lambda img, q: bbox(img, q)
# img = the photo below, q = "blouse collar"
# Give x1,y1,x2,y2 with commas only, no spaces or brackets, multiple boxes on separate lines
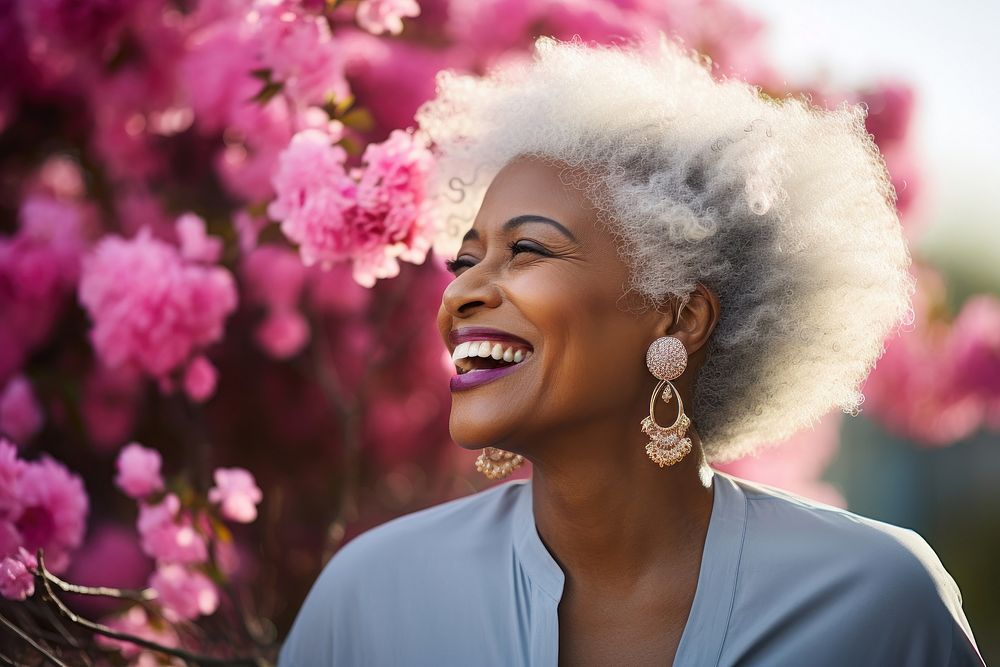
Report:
511,469,748,663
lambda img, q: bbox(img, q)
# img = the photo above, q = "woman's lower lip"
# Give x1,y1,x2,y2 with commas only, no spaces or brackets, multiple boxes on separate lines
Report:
450,359,529,392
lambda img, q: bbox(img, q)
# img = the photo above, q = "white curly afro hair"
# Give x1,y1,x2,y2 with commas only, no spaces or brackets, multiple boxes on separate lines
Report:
415,35,916,463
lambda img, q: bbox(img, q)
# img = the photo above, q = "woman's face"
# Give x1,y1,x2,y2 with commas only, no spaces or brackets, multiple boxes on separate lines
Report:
437,156,669,454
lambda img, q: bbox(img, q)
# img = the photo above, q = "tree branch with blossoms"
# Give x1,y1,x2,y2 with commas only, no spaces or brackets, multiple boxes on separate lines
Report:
32,550,265,666
0,439,275,664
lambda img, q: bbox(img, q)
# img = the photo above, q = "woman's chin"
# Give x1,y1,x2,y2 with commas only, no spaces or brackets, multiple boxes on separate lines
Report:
448,422,515,452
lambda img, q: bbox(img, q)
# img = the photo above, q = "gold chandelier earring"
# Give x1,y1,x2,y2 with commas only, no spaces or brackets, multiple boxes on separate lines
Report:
475,447,525,480
641,336,693,467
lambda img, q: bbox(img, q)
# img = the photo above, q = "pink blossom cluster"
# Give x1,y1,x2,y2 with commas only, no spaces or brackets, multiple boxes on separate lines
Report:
182,1,354,202
108,443,262,632
78,216,238,403
0,193,91,385
0,375,43,444
115,443,215,626
209,468,264,523
97,604,181,662
269,127,436,287
858,83,922,227
253,0,351,107
242,245,311,359
356,0,421,36
0,438,89,600
863,273,1000,445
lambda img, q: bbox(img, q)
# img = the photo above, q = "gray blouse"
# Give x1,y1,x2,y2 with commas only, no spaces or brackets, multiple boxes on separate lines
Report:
279,469,986,666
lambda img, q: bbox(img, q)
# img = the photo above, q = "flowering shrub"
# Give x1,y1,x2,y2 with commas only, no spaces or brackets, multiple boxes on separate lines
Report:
0,0,997,662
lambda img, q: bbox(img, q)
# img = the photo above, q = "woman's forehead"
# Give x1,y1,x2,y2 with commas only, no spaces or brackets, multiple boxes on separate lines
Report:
476,157,597,233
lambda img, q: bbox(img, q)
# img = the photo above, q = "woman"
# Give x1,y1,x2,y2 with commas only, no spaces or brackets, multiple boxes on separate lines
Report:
279,37,986,666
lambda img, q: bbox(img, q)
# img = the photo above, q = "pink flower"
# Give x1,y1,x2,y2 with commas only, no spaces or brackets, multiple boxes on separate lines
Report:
269,128,354,263
1,195,90,382
254,3,350,107
208,467,262,523
176,213,223,264
349,128,436,285
337,31,451,134
0,375,42,445
307,263,372,315
948,296,1000,398
861,269,995,444
98,605,178,660
0,521,22,561
17,0,136,54
242,245,308,311
150,563,219,621
356,0,421,35
255,309,310,359
15,456,89,573
78,226,238,383
33,155,85,200
137,494,208,565
0,548,37,601
861,83,915,148
183,355,219,403
182,19,259,133
64,522,152,617
114,443,164,500
269,128,436,287
0,439,24,522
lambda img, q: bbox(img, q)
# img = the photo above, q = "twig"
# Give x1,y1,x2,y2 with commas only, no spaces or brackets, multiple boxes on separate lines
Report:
43,570,156,602
36,602,95,666
0,610,70,667
34,552,264,667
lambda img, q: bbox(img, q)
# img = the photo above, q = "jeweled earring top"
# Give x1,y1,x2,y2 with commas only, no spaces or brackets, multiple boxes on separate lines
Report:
646,335,688,381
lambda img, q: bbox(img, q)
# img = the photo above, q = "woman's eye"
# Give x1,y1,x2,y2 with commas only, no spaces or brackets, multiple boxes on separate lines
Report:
508,240,548,257
444,241,549,275
444,257,474,275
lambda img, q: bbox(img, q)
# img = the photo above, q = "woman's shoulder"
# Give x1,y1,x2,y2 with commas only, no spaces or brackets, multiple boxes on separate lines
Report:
719,472,983,663
278,479,529,666
308,478,527,591
728,473,958,589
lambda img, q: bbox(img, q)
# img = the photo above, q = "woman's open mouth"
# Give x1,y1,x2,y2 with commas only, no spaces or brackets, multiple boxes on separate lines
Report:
450,340,533,392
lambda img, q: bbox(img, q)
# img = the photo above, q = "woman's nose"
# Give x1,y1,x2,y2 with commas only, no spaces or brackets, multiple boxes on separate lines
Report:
441,268,503,317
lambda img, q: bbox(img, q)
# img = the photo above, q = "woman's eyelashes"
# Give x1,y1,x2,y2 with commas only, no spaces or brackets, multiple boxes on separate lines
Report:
444,240,550,275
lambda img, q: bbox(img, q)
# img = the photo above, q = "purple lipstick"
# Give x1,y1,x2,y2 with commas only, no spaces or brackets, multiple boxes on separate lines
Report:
450,360,529,392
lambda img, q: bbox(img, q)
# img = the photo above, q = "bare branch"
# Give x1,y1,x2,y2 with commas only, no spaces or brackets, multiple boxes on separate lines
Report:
0,610,71,667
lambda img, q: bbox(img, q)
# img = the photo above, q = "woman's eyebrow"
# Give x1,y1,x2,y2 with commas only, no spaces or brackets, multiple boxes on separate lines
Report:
461,214,578,244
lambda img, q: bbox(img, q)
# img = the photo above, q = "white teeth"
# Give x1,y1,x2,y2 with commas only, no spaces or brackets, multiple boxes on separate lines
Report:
452,341,471,361
451,340,534,368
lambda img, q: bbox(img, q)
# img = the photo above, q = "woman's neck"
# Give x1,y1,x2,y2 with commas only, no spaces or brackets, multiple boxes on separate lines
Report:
526,421,715,589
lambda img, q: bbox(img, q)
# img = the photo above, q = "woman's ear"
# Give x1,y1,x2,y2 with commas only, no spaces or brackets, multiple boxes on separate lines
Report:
658,283,720,355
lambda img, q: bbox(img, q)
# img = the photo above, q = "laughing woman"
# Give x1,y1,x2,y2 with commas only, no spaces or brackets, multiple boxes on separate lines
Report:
279,37,986,666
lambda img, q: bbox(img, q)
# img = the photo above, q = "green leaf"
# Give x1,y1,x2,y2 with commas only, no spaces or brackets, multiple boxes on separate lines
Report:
340,107,374,132
251,80,284,105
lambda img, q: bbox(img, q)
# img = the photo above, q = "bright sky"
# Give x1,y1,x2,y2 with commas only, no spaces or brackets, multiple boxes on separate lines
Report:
735,0,1000,284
